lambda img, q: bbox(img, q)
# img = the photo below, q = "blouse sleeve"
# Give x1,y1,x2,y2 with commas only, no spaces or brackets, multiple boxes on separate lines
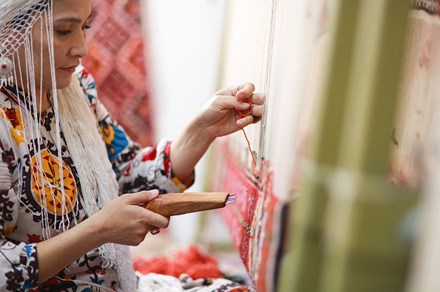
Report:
75,65,193,195
0,142,39,290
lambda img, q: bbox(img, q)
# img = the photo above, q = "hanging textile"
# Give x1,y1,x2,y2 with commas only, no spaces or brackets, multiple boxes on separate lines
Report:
82,0,154,146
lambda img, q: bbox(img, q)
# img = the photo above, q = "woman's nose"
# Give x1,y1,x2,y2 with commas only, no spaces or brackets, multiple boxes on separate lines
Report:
69,32,88,58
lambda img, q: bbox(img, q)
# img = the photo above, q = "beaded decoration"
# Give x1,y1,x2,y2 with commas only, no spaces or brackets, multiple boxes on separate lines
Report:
0,56,14,87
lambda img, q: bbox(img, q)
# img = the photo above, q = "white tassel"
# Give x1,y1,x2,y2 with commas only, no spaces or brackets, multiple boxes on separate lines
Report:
57,76,137,291
0,1,136,289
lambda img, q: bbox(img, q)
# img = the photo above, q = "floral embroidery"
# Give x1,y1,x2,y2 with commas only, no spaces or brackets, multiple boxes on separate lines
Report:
0,107,25,145
31,149,77,215
0,65,187,291
99,119,129,161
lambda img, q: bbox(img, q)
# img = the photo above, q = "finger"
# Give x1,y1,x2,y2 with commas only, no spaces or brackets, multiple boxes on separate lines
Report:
235,101,251,114
215,83,257,98
237,103,264,119
143,210,170,228
250,93,265,105
251,104,264,117
236,115,254,129
236,83,256,101
215,84,241,96
215,95,250,110
125,190,159,205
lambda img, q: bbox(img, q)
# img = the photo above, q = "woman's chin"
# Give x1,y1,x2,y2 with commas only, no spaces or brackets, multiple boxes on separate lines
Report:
56,76,73,90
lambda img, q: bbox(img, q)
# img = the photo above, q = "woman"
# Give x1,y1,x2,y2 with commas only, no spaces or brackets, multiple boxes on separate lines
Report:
0,0,264,291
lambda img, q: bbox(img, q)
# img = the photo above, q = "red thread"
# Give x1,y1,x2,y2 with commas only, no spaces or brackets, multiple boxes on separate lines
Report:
236,98,252,117
242,129,257,168
236,97,257,169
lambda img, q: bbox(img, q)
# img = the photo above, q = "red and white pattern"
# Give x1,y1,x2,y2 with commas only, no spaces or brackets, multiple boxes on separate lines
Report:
83,0,154,147
209,140,282,292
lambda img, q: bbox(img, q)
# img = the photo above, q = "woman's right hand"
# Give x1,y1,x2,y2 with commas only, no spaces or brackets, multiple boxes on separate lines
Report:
89,190,169,246
36,190,168,283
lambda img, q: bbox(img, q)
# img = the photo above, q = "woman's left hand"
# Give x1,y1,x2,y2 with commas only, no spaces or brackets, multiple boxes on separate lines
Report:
197,82,265,139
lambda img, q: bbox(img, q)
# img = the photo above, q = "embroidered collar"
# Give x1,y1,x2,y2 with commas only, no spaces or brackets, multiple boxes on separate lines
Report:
0,84,55,129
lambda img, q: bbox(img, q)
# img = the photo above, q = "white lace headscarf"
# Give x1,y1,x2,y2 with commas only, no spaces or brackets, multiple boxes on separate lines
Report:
0,0,135,290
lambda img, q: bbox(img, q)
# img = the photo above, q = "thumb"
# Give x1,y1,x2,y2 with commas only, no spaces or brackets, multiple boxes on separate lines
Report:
125,190,159,205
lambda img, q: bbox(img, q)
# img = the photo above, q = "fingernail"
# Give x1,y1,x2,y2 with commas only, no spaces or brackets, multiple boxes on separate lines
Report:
150,189,159,196
150,228,160,235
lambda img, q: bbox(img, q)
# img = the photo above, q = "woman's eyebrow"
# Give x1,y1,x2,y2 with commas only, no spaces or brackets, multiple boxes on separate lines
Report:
54,12,93,23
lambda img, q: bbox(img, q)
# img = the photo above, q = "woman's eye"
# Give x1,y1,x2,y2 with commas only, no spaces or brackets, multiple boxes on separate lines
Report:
57,30,72,36
83,25,92,30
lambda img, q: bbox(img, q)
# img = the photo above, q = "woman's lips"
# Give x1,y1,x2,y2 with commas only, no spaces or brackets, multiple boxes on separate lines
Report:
59,66,77,73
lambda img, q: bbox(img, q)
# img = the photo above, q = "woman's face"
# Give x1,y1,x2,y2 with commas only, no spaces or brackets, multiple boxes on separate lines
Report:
16,0,92,91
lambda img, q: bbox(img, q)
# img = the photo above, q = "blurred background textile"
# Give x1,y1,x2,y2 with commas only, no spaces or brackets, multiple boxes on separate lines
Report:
83,0,154,147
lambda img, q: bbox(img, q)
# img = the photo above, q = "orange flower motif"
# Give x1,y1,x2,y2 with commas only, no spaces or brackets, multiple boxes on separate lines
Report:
31,149,77,215
0,107,25,145
100,123,115,150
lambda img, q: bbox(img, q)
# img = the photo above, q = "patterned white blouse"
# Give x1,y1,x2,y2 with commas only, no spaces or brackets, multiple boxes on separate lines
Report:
0,65,189,291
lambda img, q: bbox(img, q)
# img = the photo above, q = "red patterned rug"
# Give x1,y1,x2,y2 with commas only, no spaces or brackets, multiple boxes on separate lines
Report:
83,0,154,146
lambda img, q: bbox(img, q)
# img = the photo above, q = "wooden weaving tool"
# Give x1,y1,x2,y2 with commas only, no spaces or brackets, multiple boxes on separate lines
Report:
144,192,236,217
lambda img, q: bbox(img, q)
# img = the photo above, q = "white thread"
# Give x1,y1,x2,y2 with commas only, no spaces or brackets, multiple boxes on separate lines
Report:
1,1,136,289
